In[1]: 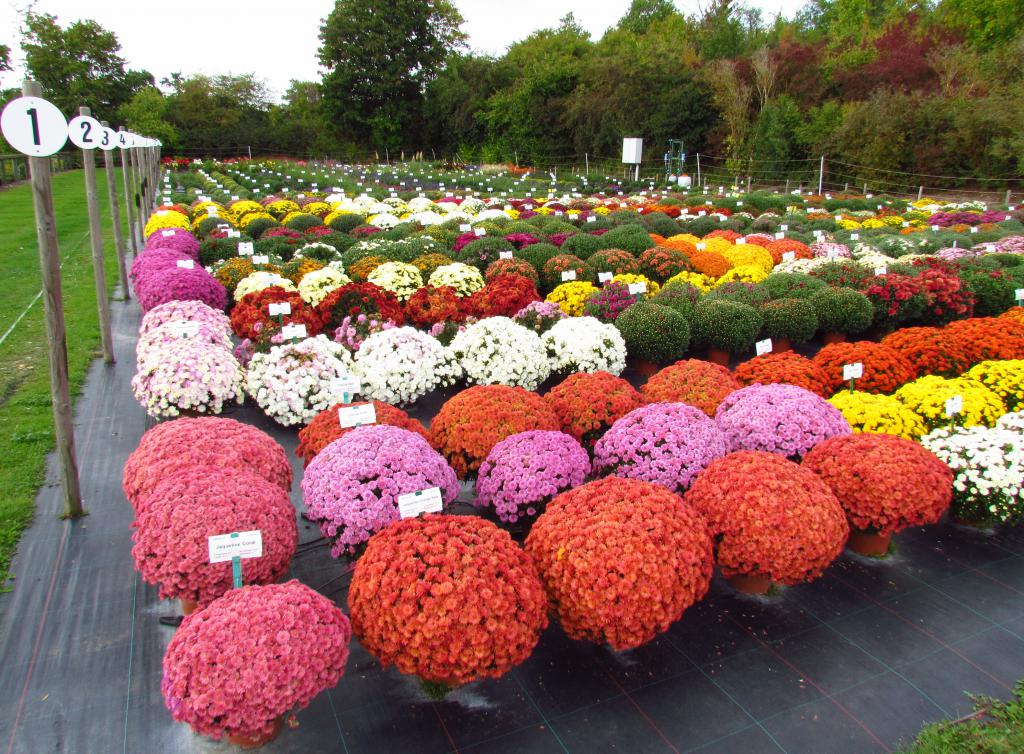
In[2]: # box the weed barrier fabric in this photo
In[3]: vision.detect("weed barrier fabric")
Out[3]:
[2,293,1024,753]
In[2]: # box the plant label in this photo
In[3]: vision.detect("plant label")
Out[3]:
[474,228,486,236]
[586,215,596,223]
[329,375,361,400]
[499,251,513,260]
[1,96,68,156]
[598,272,613,283]
[698,210,706,216]
[874,266,888,276]
[931,225,940,232]
[561,270,577,282]
[627,282,647,295]
[459,224,471,232]
[338,403,376,428]
[987,244,996,252]
[252,254,270,265]
[843,363,864,380]
[208,530,263,563]
[168,320,200,338]
[902,221,910,227]
[227,229,241,238]
[780,224,789,231]
[281,323,307,340]
[736,237,746,245]
[238,242,254,256]
[176,260,195,269]
[755,339,773,356]
[398,487,443,519]
[945,395,963,417]
[1015,289,1024,302]
[555,211,564,216]
[268,302,291,316]
[969,225,979,233]
[782,251,796,262]
[161,230,175,237]
[696,242,706,251]
[775,232,785,240]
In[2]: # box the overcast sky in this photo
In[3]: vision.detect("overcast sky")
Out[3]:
[0,0,808,101]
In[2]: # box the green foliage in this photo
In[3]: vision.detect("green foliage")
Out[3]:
[959,267,1018,317]
[899,681,1024,753]
[810,286,874,335]
[691,300,764,353]
[763,271,828,299]
[759,298,819,344]
[319,0,466,150]
[21,12,154,116]
[614,302,691,364]
[704,281,771,307]
[650,282,702,320]
[118,87,178,147]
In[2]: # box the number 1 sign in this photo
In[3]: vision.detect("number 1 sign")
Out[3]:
[1,95,68,156]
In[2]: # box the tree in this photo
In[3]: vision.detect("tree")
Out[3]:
[20,12,153,117]
[162,74,270,156]
[936,0,1024,50]
[749,95,803,179]
[702,58,754,164]
[0,44,10,72]
[267,81,338,157]
[318,0,465,150]
[750,46,777,109]
[617,0,678,34]
[423,54,505,158]
[118,86,178,148]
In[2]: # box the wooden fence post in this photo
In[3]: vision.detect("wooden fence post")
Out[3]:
[100,121,130,299]
[78,107,114,364]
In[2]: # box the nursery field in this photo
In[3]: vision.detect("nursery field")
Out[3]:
[3,157,1024,753]
[0,170,126,582]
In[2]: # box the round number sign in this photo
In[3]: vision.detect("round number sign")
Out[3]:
[67,115,103,149]
[97,126,118,151]
[116,131,134,150]
[0,96,68,157]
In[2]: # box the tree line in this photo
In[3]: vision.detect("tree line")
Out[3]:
[2,1,1023,185]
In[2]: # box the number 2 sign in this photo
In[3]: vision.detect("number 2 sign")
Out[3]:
[0,96,68,156]
[67,115,103,149]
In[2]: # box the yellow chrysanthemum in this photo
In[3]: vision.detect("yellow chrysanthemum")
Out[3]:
[965,360,1024,412]
[238,211,275,229]
[610,273,660,297]
[721,244,773,274]
[665,271,714,292]
[715,264,770,285]
[828,391,928,440]
[144,210,191,237]
[546,281,599,316]
[894,375,1006,430]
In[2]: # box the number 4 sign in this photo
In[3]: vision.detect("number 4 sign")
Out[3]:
[1,95,68,156]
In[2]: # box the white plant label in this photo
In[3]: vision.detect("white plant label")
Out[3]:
[67,115,102,150]
[851,233,860,240]
[237,242,254,256]
[168,320,200,338]
[945,395,963,417]
[1015,289,1024,302]
[598,272,613,283]
[780,224,789,231]
[161,230,175,237]
[774,232,785,240]
[627,282,647,295]
[696,242,706,251]
[338,403,376,428]
[208,530,263,563]
[560,270,577,282]
[226,229,240,238]
[267,302,291,316]
[874,266,888,276]
[474,228,486,236]
[499,251,513,260]
[586,215,596,223]
[843,363,864,380]
[397,487,443,519]
[970,226,979,233]
[459,224,471,232]
[755,339,773,356]
[1,96,68,156]
[252,254,269,265]
[782,251,796,262]
[329,375,361,399]
[281,323,307,340]
[902,221,910,228]
[175,260,195,269]
[736,237,746,245]
[931,225,940,232]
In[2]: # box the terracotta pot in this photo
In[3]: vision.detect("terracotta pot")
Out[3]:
[823,331,847,344]
[628,358,660,378]
[180,598,199,616]
[847,529,892,557]
[772,337,792,353]
[706,347,731,367]
[726,572,772,595]
[226,717,284,749]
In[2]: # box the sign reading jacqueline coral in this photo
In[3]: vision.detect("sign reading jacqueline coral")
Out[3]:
[339,403,376,428]
[398,487,443,519]
[843,363,864,380]
[208,530,263,563]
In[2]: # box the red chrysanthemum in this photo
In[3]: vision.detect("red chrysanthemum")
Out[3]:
[525,477,713,650]
[640,359,741,415]
[349,515,548,687]
[880,327,972,379]
[404,285,468,328]
[684,451,849,584]
[544,371,644,447]
[803,434,952,535]
[812,341,916,394]
[733,352,832,396]
[466,273,541,318]
[429,385,561,478]
[316,282,405,329]
[944,317,1024,364]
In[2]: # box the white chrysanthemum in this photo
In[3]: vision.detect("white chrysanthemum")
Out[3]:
[294,242,339,261]
[406,197,436,213]
[542,316,627,376]
[353,327,462,405]
[246,335,355,426]
[367,212,401,229]
[406,210,445,226]
[234,271,295,301]
[132,340,243,419]
[451,317,552,390]
[474,208,509,222]
[367,262,424,301]
[428,263,485,297]
[298,267,350,306]
[996,411,1024,434]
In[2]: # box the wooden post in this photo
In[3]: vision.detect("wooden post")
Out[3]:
[79,107,114,364]
[1007,190,1012,206]
[818,156,825,196]
[119,128,138,255]
[100,121,130,299]
[918,185,924,200]
[22,81,84,518]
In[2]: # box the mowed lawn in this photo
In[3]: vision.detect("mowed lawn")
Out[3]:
[0,167,128,584]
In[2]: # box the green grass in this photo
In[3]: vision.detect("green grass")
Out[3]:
[900,682,1024,753]
[0,167,128,585]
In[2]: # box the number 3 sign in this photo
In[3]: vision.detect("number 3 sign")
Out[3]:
[0,96,68,156]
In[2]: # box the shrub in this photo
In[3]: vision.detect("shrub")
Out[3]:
[614,302,691,364]
[810,287,873,335]
[759,298,819,344]
[691,300,763,353]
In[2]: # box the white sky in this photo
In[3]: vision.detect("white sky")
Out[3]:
[0,0,807,101]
